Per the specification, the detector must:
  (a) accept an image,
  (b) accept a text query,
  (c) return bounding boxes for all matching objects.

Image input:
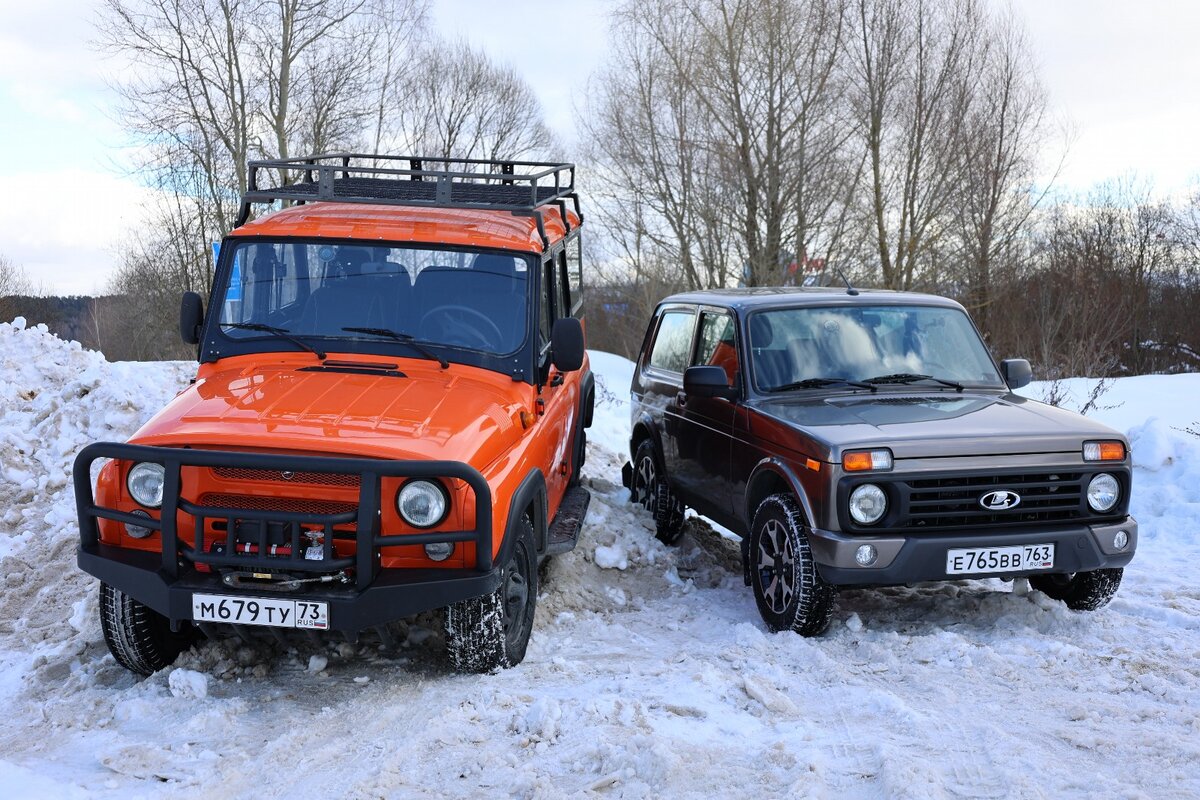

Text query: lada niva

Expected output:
[75,155,593,673]
[624,288,1135,634]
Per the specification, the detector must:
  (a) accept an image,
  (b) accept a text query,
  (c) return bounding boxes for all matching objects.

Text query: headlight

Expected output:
[849,484,887,525]
[1087,473,1120,513]
[397,480,448,528]
[127,462,166,508]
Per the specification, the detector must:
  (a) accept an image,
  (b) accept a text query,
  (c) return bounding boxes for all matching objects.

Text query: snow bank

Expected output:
[1,328,1198,799]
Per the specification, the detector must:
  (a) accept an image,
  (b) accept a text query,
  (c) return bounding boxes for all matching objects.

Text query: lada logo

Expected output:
[979,490,1020,510]
[281,471,295,480]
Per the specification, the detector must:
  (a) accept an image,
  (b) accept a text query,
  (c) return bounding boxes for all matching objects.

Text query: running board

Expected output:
[545,486,590,555]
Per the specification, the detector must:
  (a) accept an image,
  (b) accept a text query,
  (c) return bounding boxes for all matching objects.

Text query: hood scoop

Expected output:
[299,360,406,378]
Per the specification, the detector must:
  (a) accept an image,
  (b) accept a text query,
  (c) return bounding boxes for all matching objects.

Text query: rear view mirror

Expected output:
[684,365,738,400]
[180,291,204,345]
[1000,358,1032,390]
[551,317,585,372]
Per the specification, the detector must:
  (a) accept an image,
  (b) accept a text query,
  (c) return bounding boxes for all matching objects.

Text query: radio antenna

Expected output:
[837,269,859,296]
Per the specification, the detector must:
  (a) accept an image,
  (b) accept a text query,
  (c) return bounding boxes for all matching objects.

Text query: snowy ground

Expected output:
[1,319,1199,799]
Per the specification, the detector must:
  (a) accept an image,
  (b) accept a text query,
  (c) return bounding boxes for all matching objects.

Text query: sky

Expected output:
[0,0,1197,295]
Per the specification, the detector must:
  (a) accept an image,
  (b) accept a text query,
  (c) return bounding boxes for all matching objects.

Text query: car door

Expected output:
[674,309,740,519]
[537,251,577,512]
[636,305,698,492]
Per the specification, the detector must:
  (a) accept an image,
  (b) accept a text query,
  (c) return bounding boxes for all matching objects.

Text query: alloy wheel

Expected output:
[757,519,795,614]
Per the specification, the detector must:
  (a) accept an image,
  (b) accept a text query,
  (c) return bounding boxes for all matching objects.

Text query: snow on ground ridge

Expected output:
[0,327,1198,798]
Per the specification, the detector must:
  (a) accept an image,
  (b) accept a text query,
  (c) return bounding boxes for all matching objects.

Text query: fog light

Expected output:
[424,542,453,562]
[1087,473,1120,513]
[125,509,154,539]
[1113,530,1129,551]
[855,544,878,566]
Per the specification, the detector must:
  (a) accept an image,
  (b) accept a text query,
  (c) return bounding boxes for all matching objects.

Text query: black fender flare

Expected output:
[504,468,549,556]
[741,457,819,585]
[629,411,665,464]
[580,369,595,428]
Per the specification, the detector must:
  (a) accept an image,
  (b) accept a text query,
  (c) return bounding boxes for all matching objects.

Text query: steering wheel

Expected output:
[419,305,504,351]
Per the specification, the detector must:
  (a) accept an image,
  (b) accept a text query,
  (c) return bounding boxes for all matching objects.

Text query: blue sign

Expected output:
[214,241,243,302]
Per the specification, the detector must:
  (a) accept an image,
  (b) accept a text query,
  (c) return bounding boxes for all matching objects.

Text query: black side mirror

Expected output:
[551,317,585,372]
[180,291,204,345]
[1000,358,1032,390]
[684,365,738,400]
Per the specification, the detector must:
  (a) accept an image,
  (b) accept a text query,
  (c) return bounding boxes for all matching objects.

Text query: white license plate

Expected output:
[945,543,1055,575]
[192,593,328,630]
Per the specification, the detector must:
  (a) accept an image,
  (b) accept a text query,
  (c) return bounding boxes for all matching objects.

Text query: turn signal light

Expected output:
[842,449,893,472]
[1083,441,1125,462]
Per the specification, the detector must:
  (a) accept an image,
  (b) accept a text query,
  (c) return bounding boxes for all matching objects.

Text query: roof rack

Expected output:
[236,153,582,248]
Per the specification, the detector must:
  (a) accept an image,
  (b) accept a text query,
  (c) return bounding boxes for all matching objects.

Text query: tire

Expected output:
[445,518,538,672]
[631,439,685,545]
[1030,568,1123,611]
[749,494,835,636]
[568,426,587,488]
[99,582,196,676]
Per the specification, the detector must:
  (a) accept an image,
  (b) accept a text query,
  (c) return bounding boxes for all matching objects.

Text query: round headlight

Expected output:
[1087,473,1120,513]
[849,484,887,525]
[397,480,448,528]
[127,462,166,508]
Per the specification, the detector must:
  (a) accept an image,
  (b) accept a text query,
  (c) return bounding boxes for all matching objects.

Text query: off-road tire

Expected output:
[631,439,685,545]
[446,518,538,672]
[99,582,196,676]
[749,494,835,636]
[1030,568,1123,611]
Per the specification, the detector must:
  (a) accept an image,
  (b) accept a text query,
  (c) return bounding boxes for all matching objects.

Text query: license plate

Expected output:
[945,543,1055,575]
[192,593,328,630]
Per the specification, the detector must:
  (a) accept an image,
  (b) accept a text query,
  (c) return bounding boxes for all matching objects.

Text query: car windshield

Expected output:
[748,305,1004,391]
[217,240,530,355]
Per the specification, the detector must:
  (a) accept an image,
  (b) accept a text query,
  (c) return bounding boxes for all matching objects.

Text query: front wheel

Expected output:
[749,494,835,636]
[1030,568,1123,611]
[99,583,197,676]
[631,439,685,545]
[445,518,538,672]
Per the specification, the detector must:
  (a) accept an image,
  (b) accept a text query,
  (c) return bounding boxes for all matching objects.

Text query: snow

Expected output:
[1,325,1199,797]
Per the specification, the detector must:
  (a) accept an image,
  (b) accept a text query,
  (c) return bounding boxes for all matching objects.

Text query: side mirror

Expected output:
[684,365,738,400]
[180,291,204,345]
[551,317,585,372]
[1000,358,1032,390]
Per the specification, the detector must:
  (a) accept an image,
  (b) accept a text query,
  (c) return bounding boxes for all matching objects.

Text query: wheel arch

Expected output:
[744,458,817,529]
[629,412,663,463]
[504,468,549,556]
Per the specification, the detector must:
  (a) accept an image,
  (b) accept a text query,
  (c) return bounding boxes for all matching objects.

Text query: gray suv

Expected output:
[622,288,1136,635]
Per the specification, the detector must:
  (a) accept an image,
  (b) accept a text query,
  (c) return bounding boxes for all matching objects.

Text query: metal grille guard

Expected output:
[73,443,493,592]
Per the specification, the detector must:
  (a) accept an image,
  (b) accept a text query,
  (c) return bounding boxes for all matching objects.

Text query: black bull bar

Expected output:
[73,443,499,631]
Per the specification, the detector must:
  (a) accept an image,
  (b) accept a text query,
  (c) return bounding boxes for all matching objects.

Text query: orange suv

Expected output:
[74,155,594,674]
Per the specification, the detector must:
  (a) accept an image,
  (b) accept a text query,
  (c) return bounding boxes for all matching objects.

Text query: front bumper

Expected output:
[74,442,497,634]
[809,517,1137,586]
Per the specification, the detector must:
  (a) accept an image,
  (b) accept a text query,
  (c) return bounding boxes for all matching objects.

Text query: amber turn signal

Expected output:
[842,449,893,472]
[1083,441,1125,462]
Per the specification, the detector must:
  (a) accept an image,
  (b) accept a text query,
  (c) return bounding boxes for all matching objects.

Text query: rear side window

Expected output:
[648,309,695,374]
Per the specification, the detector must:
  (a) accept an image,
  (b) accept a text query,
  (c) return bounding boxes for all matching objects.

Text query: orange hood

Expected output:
[130,357,530,466]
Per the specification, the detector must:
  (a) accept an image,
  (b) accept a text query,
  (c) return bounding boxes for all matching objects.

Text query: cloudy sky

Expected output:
[0,0,1197,294]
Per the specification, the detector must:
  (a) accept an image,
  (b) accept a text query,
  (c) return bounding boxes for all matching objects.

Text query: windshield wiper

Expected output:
[341,327,449,369]
[222,322,326,360]
[864,373,964,391]
[769,377,877,392]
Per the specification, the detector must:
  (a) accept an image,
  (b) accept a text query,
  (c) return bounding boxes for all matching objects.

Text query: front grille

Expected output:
[198,493,358,516]
[902,472,1085,529]
[211,467,360,488]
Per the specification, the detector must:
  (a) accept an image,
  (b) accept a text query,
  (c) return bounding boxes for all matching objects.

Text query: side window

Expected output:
[559,235,582,317]
[647,309,696,374]
[694,312,739,385]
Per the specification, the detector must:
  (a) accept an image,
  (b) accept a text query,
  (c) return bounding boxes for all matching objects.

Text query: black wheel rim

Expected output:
[501,542,531,649]
[757,519,795,614]
[633,454,657,511]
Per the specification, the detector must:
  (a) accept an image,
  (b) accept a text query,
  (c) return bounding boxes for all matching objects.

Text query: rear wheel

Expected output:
[445,518,538,672]
[631,439,685,545]
[1030,569,1122,611]
[749,494,835,636]
[99,583,197,676]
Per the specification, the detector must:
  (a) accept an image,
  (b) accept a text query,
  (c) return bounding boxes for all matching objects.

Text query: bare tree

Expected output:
[0,253,34,323]
[385,38,556,161]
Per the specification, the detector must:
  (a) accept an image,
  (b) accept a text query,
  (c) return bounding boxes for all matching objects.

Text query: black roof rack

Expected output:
[236,153,582,248]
